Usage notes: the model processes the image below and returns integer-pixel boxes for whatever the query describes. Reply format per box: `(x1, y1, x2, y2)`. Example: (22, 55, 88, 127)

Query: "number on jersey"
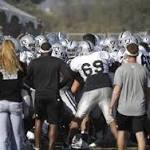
(141, 55, 150, 72)
(81, 60, 104, 76)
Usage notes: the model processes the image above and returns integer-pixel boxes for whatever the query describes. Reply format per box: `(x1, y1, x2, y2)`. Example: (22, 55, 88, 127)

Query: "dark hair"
(41, 42, 51, 51)
(83, 33, 96, 46)
(126, 43, 139, 56)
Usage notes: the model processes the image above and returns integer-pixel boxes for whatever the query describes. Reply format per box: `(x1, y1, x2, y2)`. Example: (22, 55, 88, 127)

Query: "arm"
(109, 84, 121, 114)
(24, 61, 34, 89)
(71, 79, 80, 94)
(71, 72, 84, 94)
(59, 62, 74, 89)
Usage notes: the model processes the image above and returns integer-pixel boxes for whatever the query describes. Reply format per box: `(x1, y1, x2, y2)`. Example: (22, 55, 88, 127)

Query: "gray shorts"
(75, 87, 114, 124)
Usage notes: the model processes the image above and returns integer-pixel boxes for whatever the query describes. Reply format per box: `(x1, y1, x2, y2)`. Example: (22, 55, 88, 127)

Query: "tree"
(30, 0, 45, 4)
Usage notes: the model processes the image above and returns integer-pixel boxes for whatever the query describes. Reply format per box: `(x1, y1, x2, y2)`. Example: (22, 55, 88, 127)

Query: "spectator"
(0, 40, 25, 150)
(109, 43, 150, 150)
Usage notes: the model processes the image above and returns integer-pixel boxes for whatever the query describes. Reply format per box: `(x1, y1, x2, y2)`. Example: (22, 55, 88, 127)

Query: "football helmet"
(60, 39, 69, 48)
(57, 32, 67, 41)
(20, 34, 35, 51)
(77, 41, 94, 56)
(122, 35, 138, 48)
(35, 35, 48, 54)
(142, 35, 150, 45)
(35, 35, 48, 47)
(104, 36, 119, 52)
(66, 40, 78, 59)
(46, 32, 59, 45)
(118, 31, 133, 46)
(133, 33, 142, 44)
(51, 43, 67, 60)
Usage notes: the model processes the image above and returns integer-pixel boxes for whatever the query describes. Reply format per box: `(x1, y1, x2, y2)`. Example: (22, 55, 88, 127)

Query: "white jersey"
(70, 51, 111, 82)
(136, 51, 150, 73)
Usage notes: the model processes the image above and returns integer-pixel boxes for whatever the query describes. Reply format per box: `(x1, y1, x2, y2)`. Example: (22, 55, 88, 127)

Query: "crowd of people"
(0, 31, 150, 150)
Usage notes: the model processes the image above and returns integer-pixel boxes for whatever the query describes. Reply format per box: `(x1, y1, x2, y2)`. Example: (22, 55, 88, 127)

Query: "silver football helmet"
(77, 41, 94, 56)
(57, 32, 67, 41)
(133, 33, 142, 44)
(104, 36, 119, 52)
(118, 31, 133, 46)
(122, 35, 138, 48)
(51, 43, 67, 60)
(20, 34, 35, 51)
(60, 39, 69, 48)
(35, 35, 48, 47)
(66, 40, 78, 59)
(35, 35, 48, 54)
(142, 35, 150, 45)
(46, 32, 59, 45)
(94, 34, 101, 46)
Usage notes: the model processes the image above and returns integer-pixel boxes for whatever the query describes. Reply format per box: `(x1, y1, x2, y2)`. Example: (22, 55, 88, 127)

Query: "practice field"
(25, 138, 150, 150)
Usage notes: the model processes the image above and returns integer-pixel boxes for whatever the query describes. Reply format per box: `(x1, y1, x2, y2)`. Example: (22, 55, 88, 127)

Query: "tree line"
(4, 0, 150, 33)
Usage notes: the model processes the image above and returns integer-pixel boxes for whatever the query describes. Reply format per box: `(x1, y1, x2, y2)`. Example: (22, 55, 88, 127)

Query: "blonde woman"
(0, 40, 25, 150)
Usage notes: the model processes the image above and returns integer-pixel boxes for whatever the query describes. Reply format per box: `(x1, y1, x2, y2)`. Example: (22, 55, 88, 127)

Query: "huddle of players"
(1, 30, 150, 149)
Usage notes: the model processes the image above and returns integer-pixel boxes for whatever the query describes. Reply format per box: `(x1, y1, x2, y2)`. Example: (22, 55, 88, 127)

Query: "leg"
(0, 112, 9, 150)
(70, 90, 98, 129)
(109, 120, 118, 139)
(48, 124, 57, 150)
(34, 98, 46, 149)
(80, 115, 90, 132)
(34, 119, 43, 150)
(69, 89, 99, 144)
(135, 131, 146, 150)
(9, 102, 24, 150)
(117, 130, 127, 150)
(99, 100, 118, 139)
(80, 115, 90, 142)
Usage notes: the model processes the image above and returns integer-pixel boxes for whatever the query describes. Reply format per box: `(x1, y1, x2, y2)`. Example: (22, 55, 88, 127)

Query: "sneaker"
(89, 142, 96, 148)
(71, 134, 89, 149)
(26, 131, 35, 140)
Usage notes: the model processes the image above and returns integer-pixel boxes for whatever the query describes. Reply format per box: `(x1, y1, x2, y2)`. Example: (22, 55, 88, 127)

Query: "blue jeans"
(0, 100, 24, 150)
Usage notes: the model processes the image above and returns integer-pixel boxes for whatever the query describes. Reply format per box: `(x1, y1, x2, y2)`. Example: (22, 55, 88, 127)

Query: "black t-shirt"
(0, 62, 26, 102)
(25, 55, 73, 100)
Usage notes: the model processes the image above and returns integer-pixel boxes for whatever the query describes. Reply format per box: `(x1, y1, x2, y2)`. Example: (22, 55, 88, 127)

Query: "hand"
(69, 121, 79, 130)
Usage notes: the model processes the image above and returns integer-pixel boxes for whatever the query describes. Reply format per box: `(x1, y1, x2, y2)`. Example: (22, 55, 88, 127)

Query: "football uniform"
(136, 51, 150, 73)
(70, 51, 114, 124)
